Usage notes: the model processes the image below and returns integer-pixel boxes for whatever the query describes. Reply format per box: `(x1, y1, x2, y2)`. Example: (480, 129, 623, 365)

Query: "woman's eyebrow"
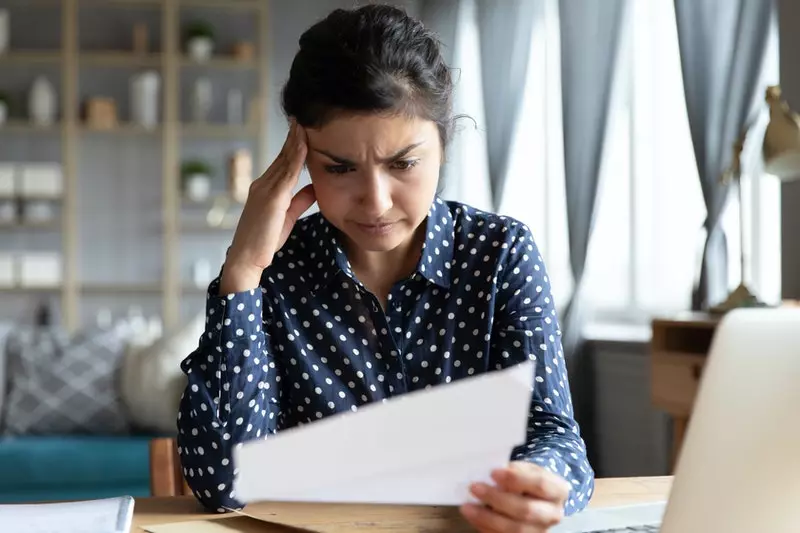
(313, 141, 425, 165)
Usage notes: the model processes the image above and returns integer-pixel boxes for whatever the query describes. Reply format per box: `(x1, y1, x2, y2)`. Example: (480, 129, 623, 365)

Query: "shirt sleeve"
(489, 224, 595, 516)
(176, 274, 281, 513)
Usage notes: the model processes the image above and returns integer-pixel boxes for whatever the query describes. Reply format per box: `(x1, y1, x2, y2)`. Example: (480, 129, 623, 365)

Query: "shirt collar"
(307, 196, 455, 295)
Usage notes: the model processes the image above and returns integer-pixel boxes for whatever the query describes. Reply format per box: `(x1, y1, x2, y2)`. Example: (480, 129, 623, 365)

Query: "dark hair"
(281, 4, 454, 148)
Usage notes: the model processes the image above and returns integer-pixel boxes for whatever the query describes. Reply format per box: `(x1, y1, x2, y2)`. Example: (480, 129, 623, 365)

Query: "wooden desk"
(651, 313, 719, 469)
(131, 477, 672, 532)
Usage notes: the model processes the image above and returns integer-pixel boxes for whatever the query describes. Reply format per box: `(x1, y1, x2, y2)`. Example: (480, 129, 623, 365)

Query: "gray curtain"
(673, 0, 775, 310)
(558, 0, 626, 468)
(476, 0, 541, 208)
(421, 0, 540, 209)
(559, 0, 626, 357)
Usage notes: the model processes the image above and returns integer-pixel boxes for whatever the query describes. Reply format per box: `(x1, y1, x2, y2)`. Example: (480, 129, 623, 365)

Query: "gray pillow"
(0, 323, 13, 429)
(2, 326, 131, 435)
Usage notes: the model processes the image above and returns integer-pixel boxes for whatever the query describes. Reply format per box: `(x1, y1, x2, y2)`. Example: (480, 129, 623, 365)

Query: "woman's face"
(304, 113, 442, 253)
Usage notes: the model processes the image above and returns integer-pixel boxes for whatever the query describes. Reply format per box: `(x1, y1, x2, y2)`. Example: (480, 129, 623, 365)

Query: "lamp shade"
(763, 85, 800, 181)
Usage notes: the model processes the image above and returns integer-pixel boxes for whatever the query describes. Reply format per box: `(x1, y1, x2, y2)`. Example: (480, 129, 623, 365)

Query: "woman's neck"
(343, 224, 426, 305)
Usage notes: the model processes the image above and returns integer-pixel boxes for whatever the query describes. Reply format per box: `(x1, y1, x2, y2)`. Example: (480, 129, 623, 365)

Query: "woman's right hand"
(220, 119, 316, 294)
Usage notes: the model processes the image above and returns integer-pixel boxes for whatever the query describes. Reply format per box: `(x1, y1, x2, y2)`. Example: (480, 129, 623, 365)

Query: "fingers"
(285, 183, 316, 223)
(274, 118, 297, 162)
(492, 463, 571, 504)
(283, 122, 308, 183)
(470, 482, 563, 528)
(461, 502, 541, 533)
(255, 119, 305, 187)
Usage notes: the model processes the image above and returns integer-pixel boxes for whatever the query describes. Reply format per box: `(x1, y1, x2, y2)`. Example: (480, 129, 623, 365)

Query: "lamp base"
(709, 282, 770, 315)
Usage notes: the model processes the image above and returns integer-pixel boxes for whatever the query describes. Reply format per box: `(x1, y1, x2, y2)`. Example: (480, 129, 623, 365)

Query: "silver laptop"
(553, 308, 800, 533)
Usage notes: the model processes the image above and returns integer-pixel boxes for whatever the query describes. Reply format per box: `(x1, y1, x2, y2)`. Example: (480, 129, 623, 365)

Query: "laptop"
(552, 307, 800, 533)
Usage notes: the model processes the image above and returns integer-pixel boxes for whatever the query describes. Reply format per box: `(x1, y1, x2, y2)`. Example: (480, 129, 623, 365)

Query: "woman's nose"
(359, 170, 393, 217)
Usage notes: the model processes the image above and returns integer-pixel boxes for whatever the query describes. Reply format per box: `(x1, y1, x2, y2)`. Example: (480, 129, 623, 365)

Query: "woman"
(177, 4, 594, 531)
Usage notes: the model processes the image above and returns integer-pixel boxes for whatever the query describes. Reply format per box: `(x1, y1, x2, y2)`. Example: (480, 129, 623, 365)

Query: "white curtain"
(422, 0, 492, 211)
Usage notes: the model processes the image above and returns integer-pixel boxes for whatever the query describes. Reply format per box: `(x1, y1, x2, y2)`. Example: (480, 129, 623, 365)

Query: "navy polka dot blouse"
(177, 197, 595, 515)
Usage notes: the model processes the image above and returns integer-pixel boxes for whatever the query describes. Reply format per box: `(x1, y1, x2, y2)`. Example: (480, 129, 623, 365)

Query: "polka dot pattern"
(177, 197, 594, 515)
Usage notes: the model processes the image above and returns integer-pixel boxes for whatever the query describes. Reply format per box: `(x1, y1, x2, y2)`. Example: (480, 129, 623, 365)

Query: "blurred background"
(0, 0, 796, 504)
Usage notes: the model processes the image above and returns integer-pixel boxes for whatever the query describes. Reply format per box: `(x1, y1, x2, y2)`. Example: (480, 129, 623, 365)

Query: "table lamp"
(712, 85, 800, 313)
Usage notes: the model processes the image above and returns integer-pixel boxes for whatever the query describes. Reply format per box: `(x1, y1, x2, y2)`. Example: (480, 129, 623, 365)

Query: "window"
(501, 0, 781, 328)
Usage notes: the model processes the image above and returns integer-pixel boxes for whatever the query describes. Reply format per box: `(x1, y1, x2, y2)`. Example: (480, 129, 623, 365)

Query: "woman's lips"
(354, 221, 396, 236)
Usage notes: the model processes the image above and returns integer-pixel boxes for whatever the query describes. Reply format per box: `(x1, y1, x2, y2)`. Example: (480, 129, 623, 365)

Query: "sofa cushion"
(0, 436, 152, 492)
(2, 326, 130, 435)
(119, 314, 202, 434)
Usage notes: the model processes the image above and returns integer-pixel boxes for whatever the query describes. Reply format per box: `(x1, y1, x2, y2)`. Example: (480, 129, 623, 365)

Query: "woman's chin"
(344, 222, 408, 251)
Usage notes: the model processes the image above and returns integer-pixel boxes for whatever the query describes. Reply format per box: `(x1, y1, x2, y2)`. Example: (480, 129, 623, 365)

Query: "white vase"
(29, 77, 57, 126)
(192, 78, 212, 123)
(131, 70, 160, 129)
(188, 37, 213, 62)
(0, 101, 7, 126)
(185, 174, 211, 202)
(0, 10, 9, 56)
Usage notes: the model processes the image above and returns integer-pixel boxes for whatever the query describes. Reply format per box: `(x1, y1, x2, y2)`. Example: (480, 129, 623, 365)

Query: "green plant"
(0, 91, 9, 106)
(181, 160, 213, 180)
(185, 20, 215, 41)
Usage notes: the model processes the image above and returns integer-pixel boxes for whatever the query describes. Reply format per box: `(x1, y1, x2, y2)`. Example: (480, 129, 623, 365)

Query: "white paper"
(0, 496, 134, 533)
(233, 360, 534, 506)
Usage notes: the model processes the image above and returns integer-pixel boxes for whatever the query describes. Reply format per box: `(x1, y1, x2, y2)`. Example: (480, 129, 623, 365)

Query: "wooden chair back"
(149, 437, 191, 496)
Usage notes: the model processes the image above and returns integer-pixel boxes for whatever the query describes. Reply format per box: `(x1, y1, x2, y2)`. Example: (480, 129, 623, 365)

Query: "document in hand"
(233, 360, 534, 506)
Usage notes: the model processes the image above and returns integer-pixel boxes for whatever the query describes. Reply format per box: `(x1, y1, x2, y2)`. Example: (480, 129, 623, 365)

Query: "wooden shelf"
(180, 56, 257, 70)
(80, 283, 163, 294)
(181, 123, 257, 138)
(0, 194, 63, 201)
(79, 0, 162, 6)
(0, 0, 269, 332)
(80, 51, 163, 68)
(0, 51, 62, 65)
(0, 120, 62, 133)
(0, 221, 60, 230)
(179, 0, 262, 10)
(0, 286, 61, 294)
(80, 123, 161, 135)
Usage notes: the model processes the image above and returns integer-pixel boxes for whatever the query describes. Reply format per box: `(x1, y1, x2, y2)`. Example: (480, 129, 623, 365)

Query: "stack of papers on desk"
(233, 360, 534, 506)
(0, 496, 134, 533)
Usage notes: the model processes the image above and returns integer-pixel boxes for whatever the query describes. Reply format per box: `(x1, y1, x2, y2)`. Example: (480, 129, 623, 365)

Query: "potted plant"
(184, 20, 215, 62)
(0, 91, 8, 126)
(181, 160, 213, 202)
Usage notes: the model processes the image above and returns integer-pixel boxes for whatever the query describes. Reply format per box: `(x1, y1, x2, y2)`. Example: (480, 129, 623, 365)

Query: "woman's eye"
(391, 159, 419, 171)
(324, 164, 353, 175)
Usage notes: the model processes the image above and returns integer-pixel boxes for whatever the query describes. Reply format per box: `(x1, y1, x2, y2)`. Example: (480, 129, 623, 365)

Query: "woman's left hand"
(460, 461, 571, 532)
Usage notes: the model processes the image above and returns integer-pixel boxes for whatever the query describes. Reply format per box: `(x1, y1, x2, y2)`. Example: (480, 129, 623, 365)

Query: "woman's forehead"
(306, 114, 439, 160)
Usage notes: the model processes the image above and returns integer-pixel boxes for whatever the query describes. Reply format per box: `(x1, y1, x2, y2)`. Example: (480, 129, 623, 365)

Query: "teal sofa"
(0, 435, 154, 503)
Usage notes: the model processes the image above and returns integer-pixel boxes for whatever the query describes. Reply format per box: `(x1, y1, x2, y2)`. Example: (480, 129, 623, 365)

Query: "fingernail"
(470, 483, 487, 497)
(491, 469, 507, 482)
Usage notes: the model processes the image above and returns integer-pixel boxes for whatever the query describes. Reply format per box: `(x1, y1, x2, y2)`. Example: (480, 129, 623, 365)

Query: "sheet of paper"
(233, 360, 534, 506)
(0, 496, 134, 533)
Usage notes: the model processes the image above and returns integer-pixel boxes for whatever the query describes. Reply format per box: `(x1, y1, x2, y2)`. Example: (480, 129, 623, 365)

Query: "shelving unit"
(0, 0, 269, 331)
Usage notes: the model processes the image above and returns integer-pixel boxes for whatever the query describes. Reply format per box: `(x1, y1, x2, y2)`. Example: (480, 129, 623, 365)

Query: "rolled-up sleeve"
(176, 275, 281, 513)
(490, 224, 595, 515)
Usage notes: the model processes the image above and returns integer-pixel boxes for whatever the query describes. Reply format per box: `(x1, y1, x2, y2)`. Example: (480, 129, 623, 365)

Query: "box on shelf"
(18, 252, 62, 287)
(19, 163, 63, 199)
(0, 164, 14, 197)
(85, 97, 119, 130)
(0, 254, 13, 287)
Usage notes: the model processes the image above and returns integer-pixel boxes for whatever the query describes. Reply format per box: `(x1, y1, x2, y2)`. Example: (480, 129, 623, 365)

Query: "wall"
(778, 0, 800, 299)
